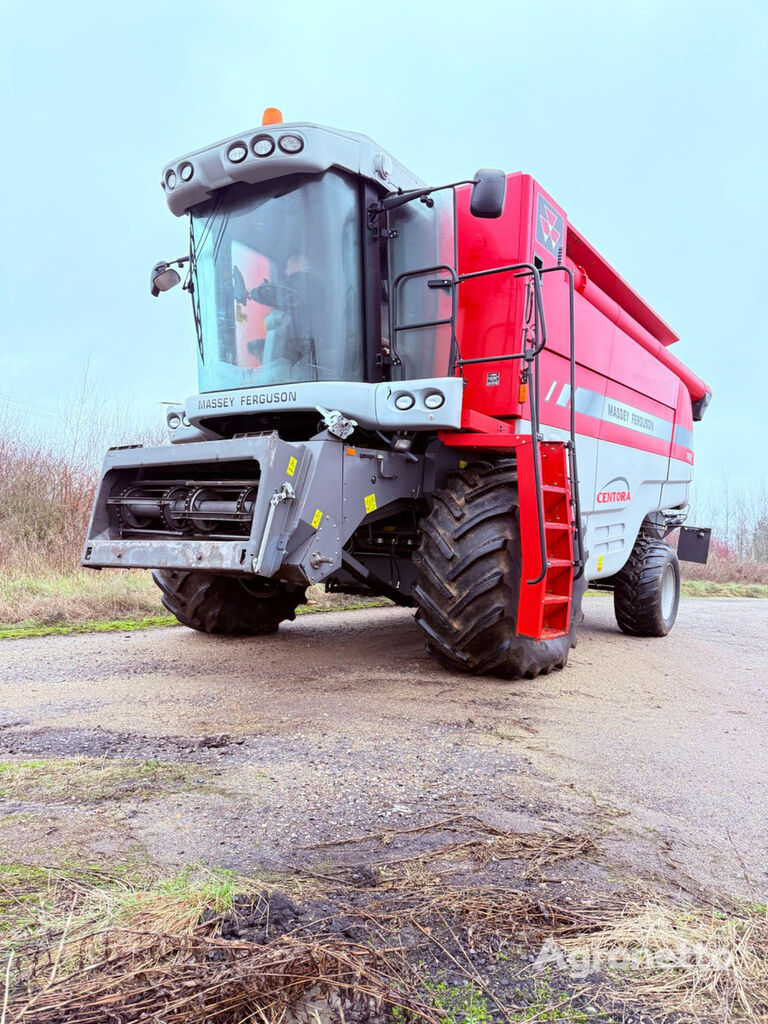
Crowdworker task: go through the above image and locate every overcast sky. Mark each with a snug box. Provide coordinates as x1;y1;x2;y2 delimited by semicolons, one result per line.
1;0;765;486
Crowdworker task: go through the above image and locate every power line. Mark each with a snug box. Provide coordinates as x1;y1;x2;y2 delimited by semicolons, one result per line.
0;393;61;423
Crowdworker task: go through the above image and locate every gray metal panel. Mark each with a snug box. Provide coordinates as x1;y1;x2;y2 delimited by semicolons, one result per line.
161;122;424;216
186;378;464;432
374;377;463;429
82;433;305;574
83;538;253;573
82;432;429;588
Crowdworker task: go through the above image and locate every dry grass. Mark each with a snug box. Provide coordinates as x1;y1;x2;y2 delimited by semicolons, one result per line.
681;553;768;586
4;867;435;1024
559;893;768;1023
0;392;164;579
12;930;433;1024
0;570;164;629
4;858;767;1024
0;438;97;578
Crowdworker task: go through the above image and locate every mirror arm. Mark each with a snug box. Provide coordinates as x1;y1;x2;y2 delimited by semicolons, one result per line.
369;178;477;220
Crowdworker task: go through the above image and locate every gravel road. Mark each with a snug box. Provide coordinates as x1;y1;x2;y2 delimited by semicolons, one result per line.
1;595;766;897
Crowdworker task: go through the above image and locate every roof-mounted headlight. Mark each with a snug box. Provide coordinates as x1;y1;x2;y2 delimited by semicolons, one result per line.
278;133;304;154
227;142;248;163
252;135;275;157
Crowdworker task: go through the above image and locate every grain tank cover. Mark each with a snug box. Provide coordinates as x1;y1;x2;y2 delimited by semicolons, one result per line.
161;122;424;217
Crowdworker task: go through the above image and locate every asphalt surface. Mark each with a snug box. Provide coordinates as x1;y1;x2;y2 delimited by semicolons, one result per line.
1;596;766;896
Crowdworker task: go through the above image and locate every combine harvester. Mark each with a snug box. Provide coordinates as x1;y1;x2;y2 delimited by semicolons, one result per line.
83;110;711;678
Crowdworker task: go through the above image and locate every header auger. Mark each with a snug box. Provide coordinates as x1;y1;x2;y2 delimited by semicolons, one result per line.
83;108;711;678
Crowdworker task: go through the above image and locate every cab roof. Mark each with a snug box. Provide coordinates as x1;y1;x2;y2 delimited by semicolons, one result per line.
160;121;424;217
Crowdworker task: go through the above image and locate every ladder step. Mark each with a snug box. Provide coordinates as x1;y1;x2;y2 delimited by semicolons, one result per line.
540;626;568;641
545;521;570;531
547;559;573;569
543;594;570;606
541;484;568;494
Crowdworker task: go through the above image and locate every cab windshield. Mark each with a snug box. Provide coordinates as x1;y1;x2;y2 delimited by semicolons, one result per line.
190;170;364;392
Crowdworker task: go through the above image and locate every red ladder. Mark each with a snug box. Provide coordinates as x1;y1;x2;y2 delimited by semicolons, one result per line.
516;441;575;641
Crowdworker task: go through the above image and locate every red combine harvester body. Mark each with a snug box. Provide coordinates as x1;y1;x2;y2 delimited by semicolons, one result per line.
442;176;711;644
83;117;712;678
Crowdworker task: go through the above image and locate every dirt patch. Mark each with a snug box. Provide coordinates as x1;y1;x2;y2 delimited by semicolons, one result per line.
0;755;216;804
0;725;252;763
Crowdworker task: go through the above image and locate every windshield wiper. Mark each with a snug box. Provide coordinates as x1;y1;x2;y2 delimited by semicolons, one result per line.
187;219;205;363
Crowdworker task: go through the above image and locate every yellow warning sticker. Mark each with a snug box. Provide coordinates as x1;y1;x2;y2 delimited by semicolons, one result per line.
364;493;377;514
459;460;468;469
286;456;297;477
597;554;604;572
311;508;323;529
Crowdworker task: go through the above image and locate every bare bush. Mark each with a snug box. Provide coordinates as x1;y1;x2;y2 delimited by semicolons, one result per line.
0;435;97;575
681;477;768;583
0;384;164;577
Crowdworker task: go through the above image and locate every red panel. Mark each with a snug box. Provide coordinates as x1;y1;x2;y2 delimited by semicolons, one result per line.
452;171;709;476
566;225;679;347
455;174;528;418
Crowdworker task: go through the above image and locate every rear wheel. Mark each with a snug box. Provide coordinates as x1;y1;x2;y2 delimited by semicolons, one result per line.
413;462;581;679
152;570;306;635
613;537;680;637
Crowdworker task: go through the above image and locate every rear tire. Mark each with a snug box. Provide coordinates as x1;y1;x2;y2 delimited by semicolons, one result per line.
413;462;581;679
152;570;306;635
613;537;680;637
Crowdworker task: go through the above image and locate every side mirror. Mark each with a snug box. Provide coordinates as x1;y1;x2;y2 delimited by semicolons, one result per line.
470;169;507;219
151;262;181;297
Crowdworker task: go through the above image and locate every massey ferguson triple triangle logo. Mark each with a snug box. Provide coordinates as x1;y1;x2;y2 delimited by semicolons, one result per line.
536;194;564;256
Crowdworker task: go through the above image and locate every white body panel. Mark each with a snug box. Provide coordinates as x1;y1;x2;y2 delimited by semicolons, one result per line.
534;422;693;581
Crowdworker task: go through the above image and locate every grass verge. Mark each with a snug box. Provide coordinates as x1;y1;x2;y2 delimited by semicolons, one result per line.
681;580;768;598
0;570;165;634
586;580;768;600
0;615;178;640
0;571;391;639
1;570;764;641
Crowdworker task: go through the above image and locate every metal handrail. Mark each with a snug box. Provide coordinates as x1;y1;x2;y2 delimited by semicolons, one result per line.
390;259;551;587
457;262;549;584
540;264;585;580
390;264;459;377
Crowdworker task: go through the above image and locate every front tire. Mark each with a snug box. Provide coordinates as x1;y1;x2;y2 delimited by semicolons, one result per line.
152;570;306;635
613;537;680;637
413;462;581;679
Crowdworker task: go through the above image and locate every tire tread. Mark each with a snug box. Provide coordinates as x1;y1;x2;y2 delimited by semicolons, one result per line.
413;462;581;679
613;537;680;637
152;570;306;635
